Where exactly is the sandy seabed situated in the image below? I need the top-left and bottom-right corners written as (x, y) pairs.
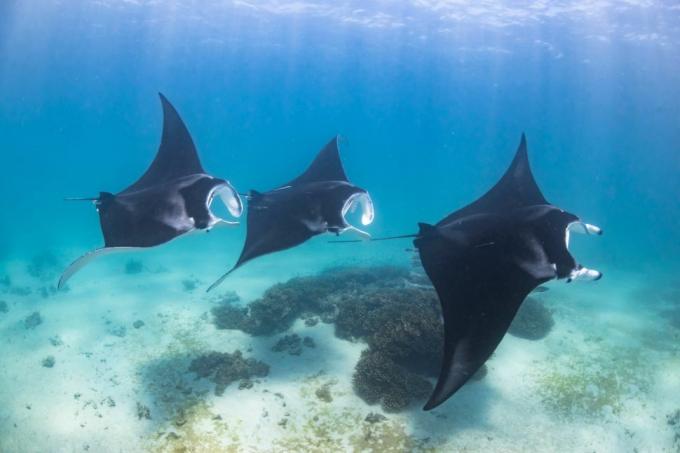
top-left (0, 236), bottom-right (678, 453)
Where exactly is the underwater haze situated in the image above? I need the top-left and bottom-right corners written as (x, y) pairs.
top-left (1, 1), bottom-right (679, 452)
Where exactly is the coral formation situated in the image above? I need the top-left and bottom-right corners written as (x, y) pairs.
top-left (211, 266), bottom-right (456, 411)
top-left (136, 402), bottom-right (152, 420)
top-left (26, 251), bottom-right (60, 281)
top-left (271, 334), bottom-right (315, 355)
top-left (365, 412), bottom-right (387, 424)
top-left (24, 311), bottom-right (43, 329)
top-left (507, 296), bottom-right (554, 340)
top-left (353, 349), bottom-right (432, 412)
top-left (41, 356), bottom-right (55, 368)
top-left (211, 266), bottom-right (409, 336)
top-left (315, 383), bottom-right (334, 403)
top-left (668, 409), bottom-right (680, 448)
top-left (0, 300), bottom-right (7, 313)
top-left (125, 259), bottom-right (144, 274)
top-left (38, 285), bottom-right (58, 299)
top-left (209, 265), bottom-right (510, 411)
top-left (133, 320), bottom-right (145, 329)
top-left (108, 325), bottom-right (127, 338)
top-left (189, 350), bottom-right (269, 396)
top-left (182, 278), bottom-right (199, 292)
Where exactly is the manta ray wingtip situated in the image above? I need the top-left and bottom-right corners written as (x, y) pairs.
top-left (422, 390), bottom-right (448, 411)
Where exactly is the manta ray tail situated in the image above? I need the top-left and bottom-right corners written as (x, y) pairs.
top-left (206, 267), bottom-right (238, 293)
top-left (328, 233), bottom-right (418, 243)
top-left (58, 247), bottom-right (136, 289)
top-left (64, 197), bottom-right (99, 201)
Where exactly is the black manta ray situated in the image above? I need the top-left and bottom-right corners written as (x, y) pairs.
top-left (58, 94), bottom-right (243, 289)
top-left (414, 135), bottom-right (602, 410)
top-left (206, 136), bottom-right (374, 292)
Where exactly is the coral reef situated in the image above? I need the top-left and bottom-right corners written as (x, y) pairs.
top-left (39, 285), bottom-right (58, 299)
top-left (507, 296), bottom-right (554, 340)
top-left (136, 402), bottom-right (152, 420)
top-left (365, 412), bottom-right (387, 424)
top-left (315, 382), bottom-right (333, 403)
top-left (108, 325), bottom-right (127, 338)
top-left (125, 259), bottom-right (144, 274)
top-left (182, 278), bottom-right (199, 292)
top-left (189, 350), bottom-right (269, 396)
top-left (0, 300), bottom-right (7, 313)
top-left (26, 251), bottom-right (60, 281)
top-left (271, 334), bottom-right (315, 355)
top-left (210, 266), bottom-right (493, 411)
top-left (353, 349), bottom-right (432, 412)
top-left (24, 311), bottom-right (43, 329)
top-left (133, 320), bottom-right (145, 329)
top-left (41, 356), bottom-right (55, 368)
top-left (211, 266), bottom-right (410, 336)
top-left (668, 409), bottom-right (680, 448)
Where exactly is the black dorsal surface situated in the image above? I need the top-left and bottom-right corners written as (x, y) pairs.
top-left (415, 135), bottom-right (594, 411)
top-left (437, 134), bottom-right (547, 226)
top-left (121, 93), bottom-right (205, 194)
top-left (284, 136), bottom-right (348, 187)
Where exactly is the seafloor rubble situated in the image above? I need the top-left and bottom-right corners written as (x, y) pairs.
top-left (212, 265), bottom-right (555, 412)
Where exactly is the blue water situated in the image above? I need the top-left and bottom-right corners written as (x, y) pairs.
top-left (1, 1), bottom-right (679, 451)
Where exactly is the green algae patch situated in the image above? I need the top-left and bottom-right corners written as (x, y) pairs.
top-left (275, 375), bottom-right (436, 453)
top-left (535, 346), bottom-right (651, 418)
top-left (148, 400), bottom-right (244, 453)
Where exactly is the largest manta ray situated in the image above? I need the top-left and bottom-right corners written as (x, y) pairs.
top-left (414, 134), bottom-right (602, 410)
top-left (207, 136), bottom-right (374, 292)
top-left (58, 94), bottom-right (243, 289)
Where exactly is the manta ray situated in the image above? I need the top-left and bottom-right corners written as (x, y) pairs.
top-left (415, 134), bottom-right (602, 410)
top-left (58, 94), bottom-right (243, 289)
top-left (331, 134), bottom-right (602, 410)
top-left (207, 136), bottom-right (374, 292)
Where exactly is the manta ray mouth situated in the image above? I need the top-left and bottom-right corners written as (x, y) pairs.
top-left (342, 191), bottom-right (375, 228)
top-left (564, 221), bottom-right (603, 282)
top-left (207, 181), bottom-right (243, 225)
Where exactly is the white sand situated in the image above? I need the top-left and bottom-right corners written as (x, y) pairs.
top-left (0, 237), bottom-right (678, 452)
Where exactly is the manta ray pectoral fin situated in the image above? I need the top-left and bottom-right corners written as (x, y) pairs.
top-left (58, 247), bottom-right (137, 290)
top-left (417, 222), bottom-right (437, 236)
top-left (566, 265), bottom-right (603, 283)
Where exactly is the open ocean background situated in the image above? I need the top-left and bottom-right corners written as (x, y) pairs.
top-left (0, 1), bottom-right (679, 452)
top-left (1, 0), bottom-right (679, 274)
